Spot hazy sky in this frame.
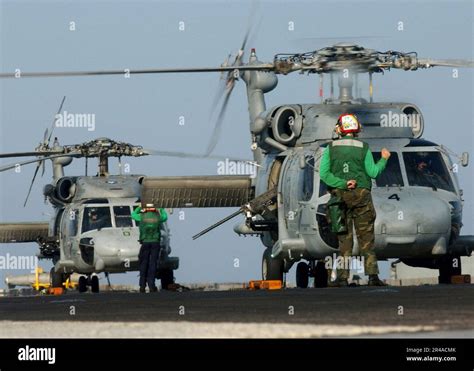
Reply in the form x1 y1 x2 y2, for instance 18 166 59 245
0 0 472 288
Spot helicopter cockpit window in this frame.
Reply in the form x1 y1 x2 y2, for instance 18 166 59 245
114 206 133 228
82 206 112 233
69 210 79 237
403 152 455 192
372 152 404 187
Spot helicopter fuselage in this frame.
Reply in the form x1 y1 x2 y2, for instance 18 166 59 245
245 101 469 274
49 175 178 276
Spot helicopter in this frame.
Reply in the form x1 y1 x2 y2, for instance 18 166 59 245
1 42 473 288
0 104 252 292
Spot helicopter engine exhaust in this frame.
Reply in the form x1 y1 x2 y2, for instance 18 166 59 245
270 106 303 145
55 177 76 202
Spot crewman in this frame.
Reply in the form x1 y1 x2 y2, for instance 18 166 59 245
131 203 168 293
86 208 108 231
320 113 390 286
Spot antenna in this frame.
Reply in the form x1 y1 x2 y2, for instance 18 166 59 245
369 72 374 103
319 74 324 103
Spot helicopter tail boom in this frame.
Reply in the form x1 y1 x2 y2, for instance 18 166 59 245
0 222 49 243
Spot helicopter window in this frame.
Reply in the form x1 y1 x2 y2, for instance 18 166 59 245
114 206 133 228
82 206 112 233
403 152 455 192
68 210 79 237
372 152 404 187
300 157 315 201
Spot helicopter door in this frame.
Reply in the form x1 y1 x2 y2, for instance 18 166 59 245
315 177 339 249
60 208 79 260
298 155 318 235
54 208 64 238
281 155 302 236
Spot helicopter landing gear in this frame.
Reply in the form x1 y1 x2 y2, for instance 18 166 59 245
296 261 328 288
158 269 174 290
78 276 88 293
90 275 100 293
313 260 328 288
262 248 284 281
296 262 309 288
77 275 100 293
438 255 462 284
50 267 64 289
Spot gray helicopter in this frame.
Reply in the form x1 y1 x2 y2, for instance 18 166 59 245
0 109 250 292
0 133 180 292
1 43 473 287
148 43 474 287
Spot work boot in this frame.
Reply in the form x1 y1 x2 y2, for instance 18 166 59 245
368 275 387 286
149 287 158 293
139 287 146 293
328 279 348 287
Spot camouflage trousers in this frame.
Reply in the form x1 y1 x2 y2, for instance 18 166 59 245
332 188 379 280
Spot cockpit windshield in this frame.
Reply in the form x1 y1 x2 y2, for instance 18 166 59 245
372 152 404 187
114 206 133 227
403 152 455 192
82 206 112 233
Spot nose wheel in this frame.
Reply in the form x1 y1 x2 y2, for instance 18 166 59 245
78 275 100 293
296 262 309 288
295 261 328 288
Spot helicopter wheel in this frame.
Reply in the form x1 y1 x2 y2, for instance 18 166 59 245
296 262 309 288
314 261 328 288
262 248 284 281
50 267 64 288
438 255 462 284
90 275 100 293
78 276 88 293
160 269 174 290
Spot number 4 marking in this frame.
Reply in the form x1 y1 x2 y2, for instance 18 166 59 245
388 194 400 201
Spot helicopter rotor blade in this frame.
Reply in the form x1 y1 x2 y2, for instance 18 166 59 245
205 88 232 156
23 162 42 207
142 148 253 164
46 96 66 145
416 58 474 68
41 158 46 177
210 53 232 111
206 11 261 156
0 65 274 79
0 151 64 158
0 153 78 173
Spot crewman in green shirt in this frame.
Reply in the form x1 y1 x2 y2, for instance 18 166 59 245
320 113 390 286
132 203 168 293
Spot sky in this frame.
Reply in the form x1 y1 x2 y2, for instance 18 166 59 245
0 0 472 288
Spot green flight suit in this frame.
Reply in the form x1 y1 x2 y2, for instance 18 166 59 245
320 136 387 280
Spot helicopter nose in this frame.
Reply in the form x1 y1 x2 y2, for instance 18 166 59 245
373 188 451 256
